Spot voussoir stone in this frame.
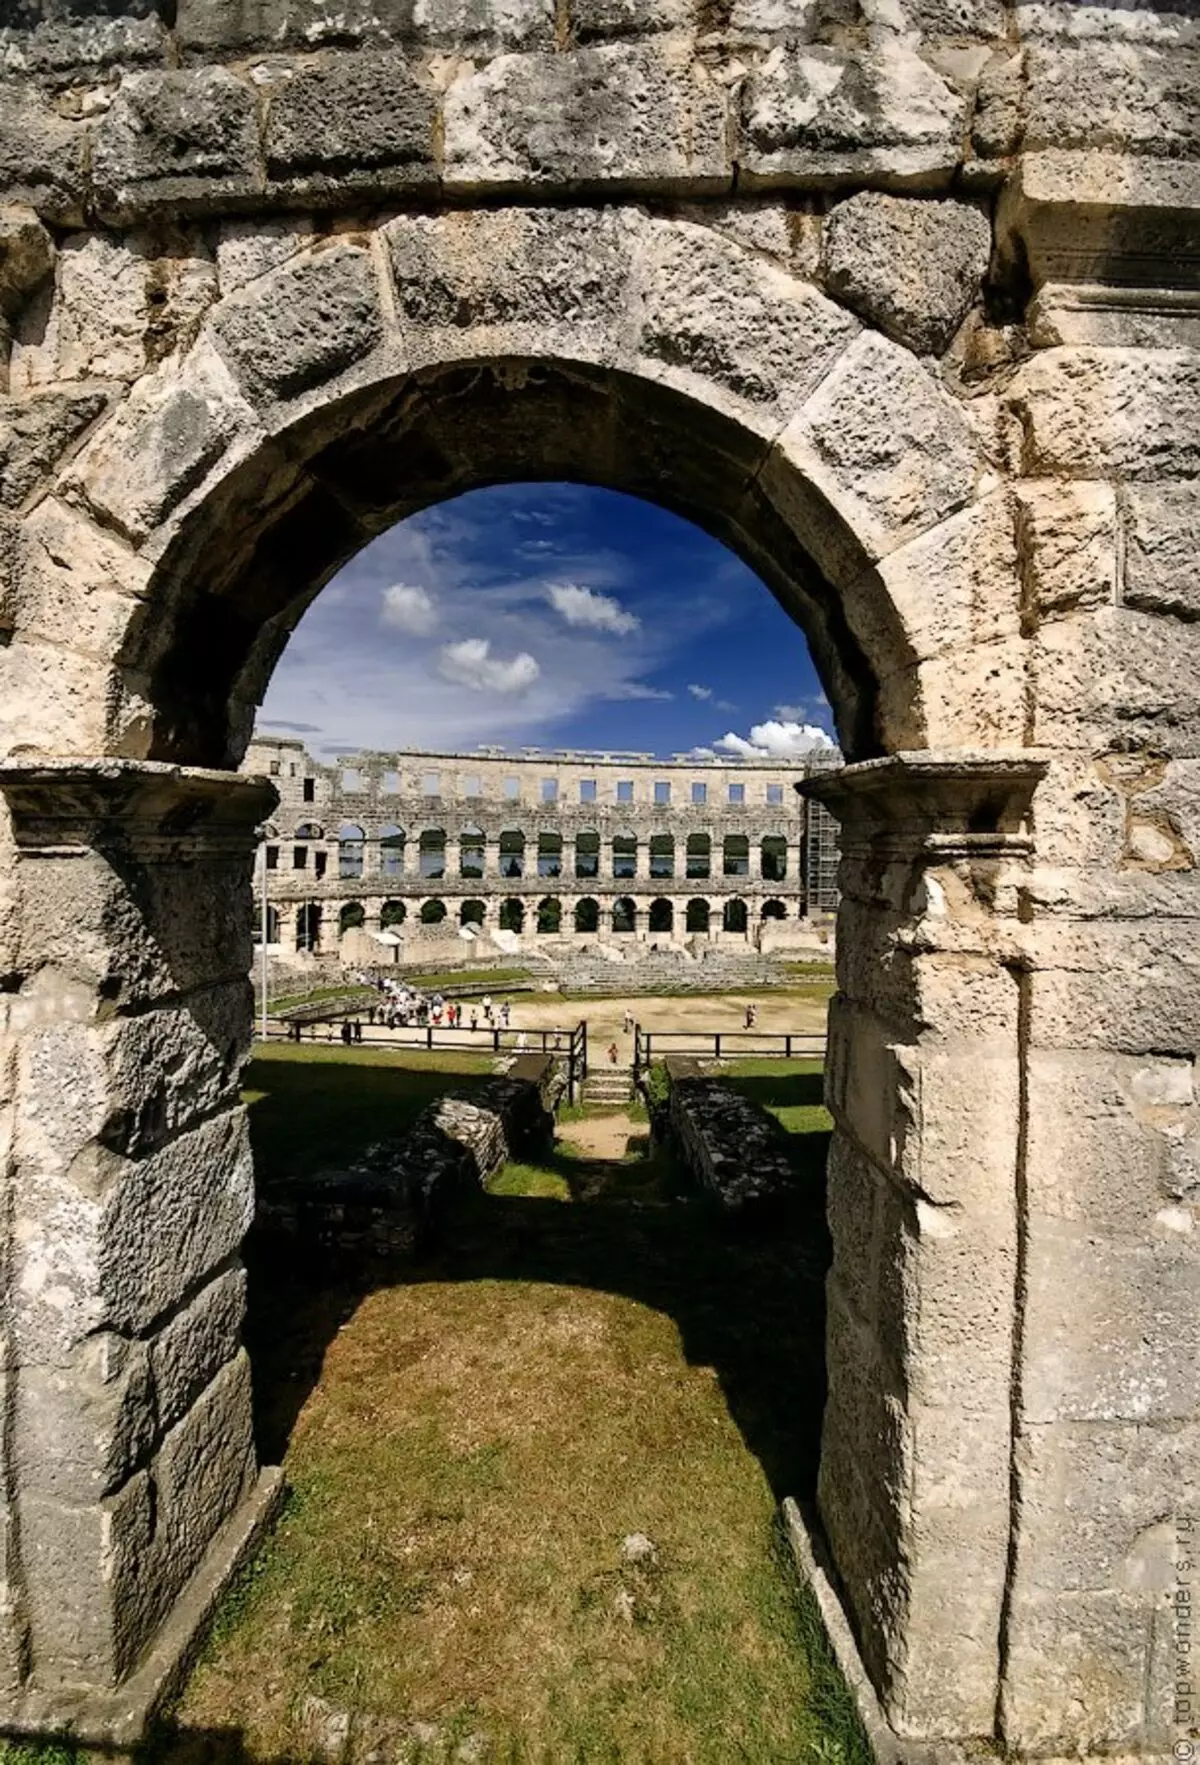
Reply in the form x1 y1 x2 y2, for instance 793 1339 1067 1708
823 193 991 356
0 390 108 510
209 244 385 406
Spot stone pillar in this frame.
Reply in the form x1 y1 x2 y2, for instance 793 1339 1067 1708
483 837 500 879
800 754 1045 1743
0 761 280 1727
444 837 461 880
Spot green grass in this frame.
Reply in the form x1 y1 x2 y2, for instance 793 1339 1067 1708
0 1746 80 1765
403 966 531 990
269 983 376 1014
722 1058 833 1140
244 1042 493 1187
156 1049 863 1764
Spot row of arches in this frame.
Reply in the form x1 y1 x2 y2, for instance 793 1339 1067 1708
281 827 791 882
284 896 791 949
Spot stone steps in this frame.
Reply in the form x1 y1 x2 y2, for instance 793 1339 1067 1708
583 1067 636 1104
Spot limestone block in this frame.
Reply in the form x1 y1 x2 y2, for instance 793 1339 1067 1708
0 87 88 224
1025 1050 1196 1235
174 0 393 52
442 41 731 194
1002 1584 1170 1755
0 638 117 760
1026 753 1126 872
1123 482 1200 622
15 1337 155 1505
867 492 1020 663
572 0 694 39
1015 0 1200 43
10 228 219 392
970 46 1022 158
151 1352 256 1607
1009 348 1200 480
769 331 979 576
215 217 315 298
1029 917 1200 1052
823 193 991 356
412 0 557 50
1030 606 1200 754
1023 43 1200 155
150 1264 247 1436
0 205 54 323
739 43 967 188
633 217 858 436
677 199 823 278
824 1133 885 1319
208 244 385 408
0 389 108 510
1015 480 1118 619
93 69 263 224
1012 1416 1199 1599
7 496 147 660
20 1470 156 1683
889 631 1027 749
903 0 1006 36
19 1086 249 1335
262 52 437 200
384 206 641 370
64 336 261 545
1021 1214 1200 1423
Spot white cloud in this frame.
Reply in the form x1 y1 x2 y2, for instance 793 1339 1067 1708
380 582 437 635
608 682 674 701
688 683 713 701
547 581 640 636
774 702 804 722
437 639 541 695
716 719 835 759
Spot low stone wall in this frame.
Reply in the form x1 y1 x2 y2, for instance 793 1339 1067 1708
256 1063 557 1255
558 947 807 995
668 1071 796 1211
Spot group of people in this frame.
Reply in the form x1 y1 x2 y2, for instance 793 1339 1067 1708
349 972 513 1035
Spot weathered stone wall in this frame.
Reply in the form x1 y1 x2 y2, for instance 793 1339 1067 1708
0 2 1196 1756
667 1070 797 1208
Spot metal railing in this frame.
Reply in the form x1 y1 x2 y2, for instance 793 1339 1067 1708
261 1017 590 1103
632 1025 825 1073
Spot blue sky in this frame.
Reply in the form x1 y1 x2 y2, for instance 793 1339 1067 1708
260 484 836 760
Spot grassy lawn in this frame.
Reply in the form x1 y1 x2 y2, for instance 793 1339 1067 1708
402 966 532 991
721 1059 832 1142
244 1043 493 1188
152 1051 858 1764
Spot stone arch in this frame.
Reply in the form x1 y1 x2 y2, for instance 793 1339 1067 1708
723 835 750 879
339 901 365 936
296 901 322 951
499 829 525 879
686 898 711 934
293 821 323 841
419 898 446 925
499 898 525 934
537 832 563 879
460 898 485 927
39 207 995 774
761 898 788 921
648 897 674 934
418 828 446 879
649 834 674 879
378 823 406 878
575 830 600 880
460 824 485 879
761 835 788 882
574 897 599 934
536 897 561 934
612 896 636 934
381 899 406 929
338 822 365 880
723 898 748 934
686 834 711 879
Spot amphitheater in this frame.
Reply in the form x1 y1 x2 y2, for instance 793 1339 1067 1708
0 0 1197 1757
246 733 841 973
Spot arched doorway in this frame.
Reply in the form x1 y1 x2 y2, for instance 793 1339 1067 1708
339 902 365 936
381 899 406 929
536 897 562 934
723 898 748 934
612 897 636 934
460 898 486 927
648 898 674 934
574 897 600 934
499 898 525 934
686 899 711 935
2 204 1058 1748
419 898 447 925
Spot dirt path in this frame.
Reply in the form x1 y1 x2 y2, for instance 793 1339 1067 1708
557 1111 644 1160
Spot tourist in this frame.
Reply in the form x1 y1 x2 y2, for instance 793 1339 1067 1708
470 1008 479 1031
341 1020 352 1045
500 1001 510 1028
607 1041 619 1065
622 1008 634 1034
352 1018 363 1043
482 993 493 1023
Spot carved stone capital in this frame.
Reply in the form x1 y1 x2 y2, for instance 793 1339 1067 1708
797 751 1047 863
0 759 277 861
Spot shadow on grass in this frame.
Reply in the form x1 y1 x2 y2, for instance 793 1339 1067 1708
246 1092 832 1509
720 1068 827 1113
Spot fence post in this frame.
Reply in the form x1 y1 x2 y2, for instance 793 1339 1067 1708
715 1033 721 1062
786 1033 792 1059
426 1024 433 1050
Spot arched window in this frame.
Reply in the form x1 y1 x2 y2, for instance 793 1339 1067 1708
723 834 750 878
296 903 323 951
460 898 486 927
294 822 323 841
339 901 365 935
537 897 562 933
419 828 446 880
338 823 365 880
537 831 563 879
686 898 710 934
460 824 485 879
499 829 525 879
648 897 674 933
761 835 788 882
575 830 599 879
499 898 525 933
686 833 710 879
612 834 637 880
723 897 748 933
612 896 636 934
419 898 447 925
379 824 405 878
381 899 406 929
649 834 674 879
574 897 599 934
762 898 788 920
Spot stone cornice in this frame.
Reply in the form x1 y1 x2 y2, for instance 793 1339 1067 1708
0 759 277 859
796 751 1048 861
